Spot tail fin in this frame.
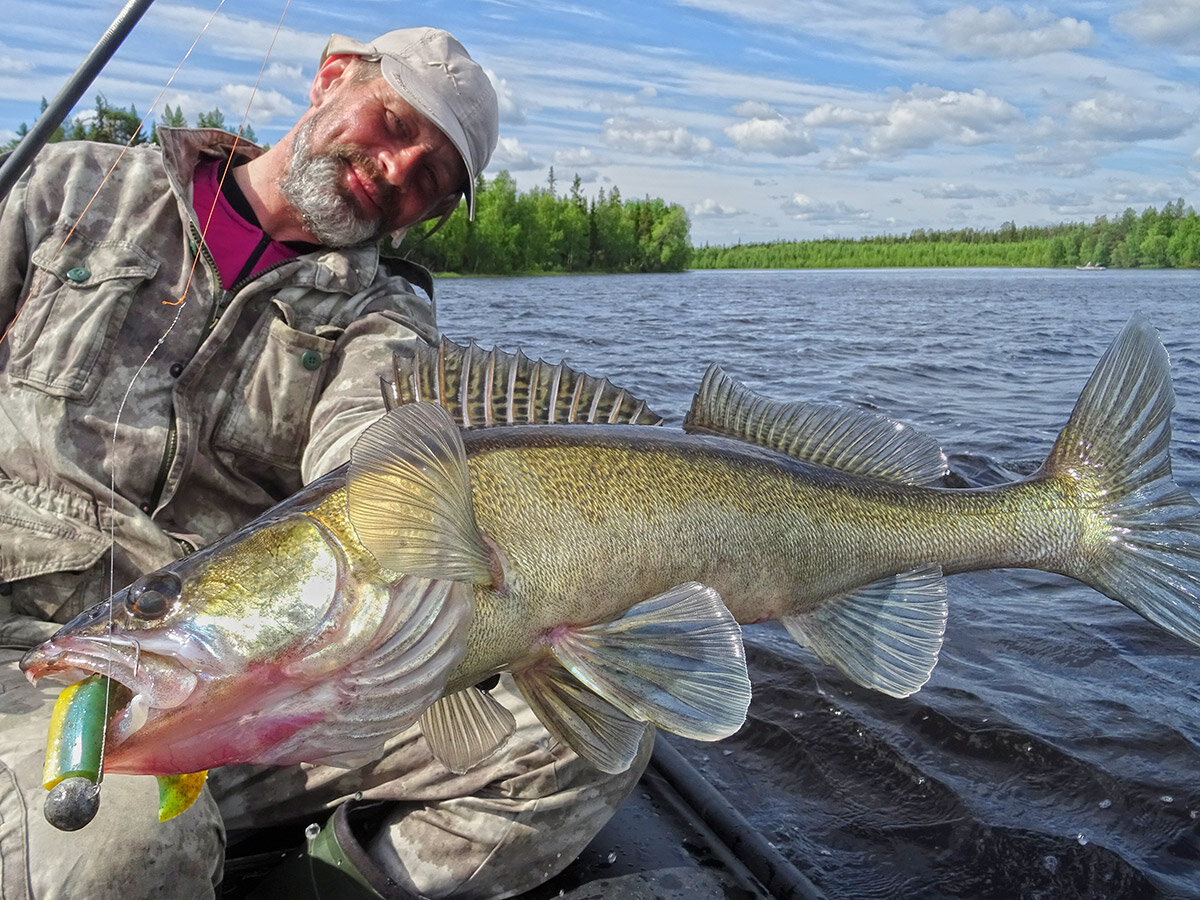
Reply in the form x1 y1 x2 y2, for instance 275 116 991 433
1045 316 1200 645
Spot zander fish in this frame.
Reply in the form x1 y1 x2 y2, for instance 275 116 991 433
21 316 1200 814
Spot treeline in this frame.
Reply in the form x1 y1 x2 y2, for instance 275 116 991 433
400 170 691 274
691 200 1200 269
2 96 260 151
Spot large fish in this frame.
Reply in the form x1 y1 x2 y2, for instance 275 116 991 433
21 316 1200 800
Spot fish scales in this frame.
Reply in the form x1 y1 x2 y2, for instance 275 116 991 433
456 425 1083 671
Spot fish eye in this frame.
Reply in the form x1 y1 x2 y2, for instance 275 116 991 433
126 572 181 620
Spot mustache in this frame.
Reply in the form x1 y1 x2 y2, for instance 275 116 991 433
334 149 399 214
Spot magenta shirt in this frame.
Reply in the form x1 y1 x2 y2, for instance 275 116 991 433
191 159 301 289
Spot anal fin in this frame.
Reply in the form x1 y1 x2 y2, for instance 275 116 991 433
514 662 652 774
782 565 947 697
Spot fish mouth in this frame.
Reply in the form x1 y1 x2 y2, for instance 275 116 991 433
21 634 201 746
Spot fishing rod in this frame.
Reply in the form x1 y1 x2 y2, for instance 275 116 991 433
0 0 157 205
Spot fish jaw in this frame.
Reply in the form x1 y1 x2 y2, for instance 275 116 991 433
20 597 363 775
20 492 475 776
18 504 361 774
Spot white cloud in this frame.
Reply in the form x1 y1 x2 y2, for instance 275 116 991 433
602 115 713 157
725 104 818 157
491 136 541 171
217 84 301 123
803 104 886 129
263 62 303 83
553 147 604 168
0 50 31 75
1112 0 1200 53
732 100 776 119
782 193 871 225
1011 143 1096 178
940 5 1093 58
691 197 741 217
152 6 325 64
863 86 1024 157
487 70 527 125
917 182 1001 200
1063 91 1195 142
1031 187 1093 211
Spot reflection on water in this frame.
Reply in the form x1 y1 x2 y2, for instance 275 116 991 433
437 268 1200 899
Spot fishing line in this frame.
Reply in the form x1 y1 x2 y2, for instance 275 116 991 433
166 0 294 307
83 0 294 788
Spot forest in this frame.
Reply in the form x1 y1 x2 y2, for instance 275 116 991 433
398 170 692 275
690 201 1200 270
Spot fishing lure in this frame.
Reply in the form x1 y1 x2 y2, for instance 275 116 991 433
42 674 207 829
42 674 112 830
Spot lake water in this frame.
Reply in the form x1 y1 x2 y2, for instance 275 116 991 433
436 268 1200 900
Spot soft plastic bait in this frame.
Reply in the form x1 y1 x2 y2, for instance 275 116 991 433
42 674 115 830
41 675 208 828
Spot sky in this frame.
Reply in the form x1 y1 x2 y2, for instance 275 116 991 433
2 0 1198 245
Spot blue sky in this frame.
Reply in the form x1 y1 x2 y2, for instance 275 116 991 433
2 0 1198 245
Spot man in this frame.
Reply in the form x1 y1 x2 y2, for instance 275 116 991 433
0 28 651 898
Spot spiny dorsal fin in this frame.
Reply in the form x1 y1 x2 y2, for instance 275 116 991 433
684 365 948 486
384 338 664 427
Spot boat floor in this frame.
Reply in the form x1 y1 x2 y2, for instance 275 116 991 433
222 736 815 899
521 741 767 899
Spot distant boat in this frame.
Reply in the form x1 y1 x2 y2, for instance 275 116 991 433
1075 261 1107 270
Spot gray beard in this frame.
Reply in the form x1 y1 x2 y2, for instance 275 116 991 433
278 122 380 247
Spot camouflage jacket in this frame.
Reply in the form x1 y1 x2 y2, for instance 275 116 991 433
0 128 437 624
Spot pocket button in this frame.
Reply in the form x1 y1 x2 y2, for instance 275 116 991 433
66 266 91 283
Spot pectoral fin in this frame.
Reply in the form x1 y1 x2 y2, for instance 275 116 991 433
156 771 207 822
420 686 517 774
348 403 493 584
515 582 751 772
782 565 947 698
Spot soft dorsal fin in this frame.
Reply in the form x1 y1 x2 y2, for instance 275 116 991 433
384 337 664 427
685 365 948 485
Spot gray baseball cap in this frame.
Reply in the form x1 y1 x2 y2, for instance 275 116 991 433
321 28 499 219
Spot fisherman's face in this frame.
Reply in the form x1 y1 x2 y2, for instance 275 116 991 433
280 59 466 247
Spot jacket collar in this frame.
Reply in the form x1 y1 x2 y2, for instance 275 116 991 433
156 127 381 294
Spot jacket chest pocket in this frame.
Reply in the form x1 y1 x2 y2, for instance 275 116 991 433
213 301 338 467
9 235 160 403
